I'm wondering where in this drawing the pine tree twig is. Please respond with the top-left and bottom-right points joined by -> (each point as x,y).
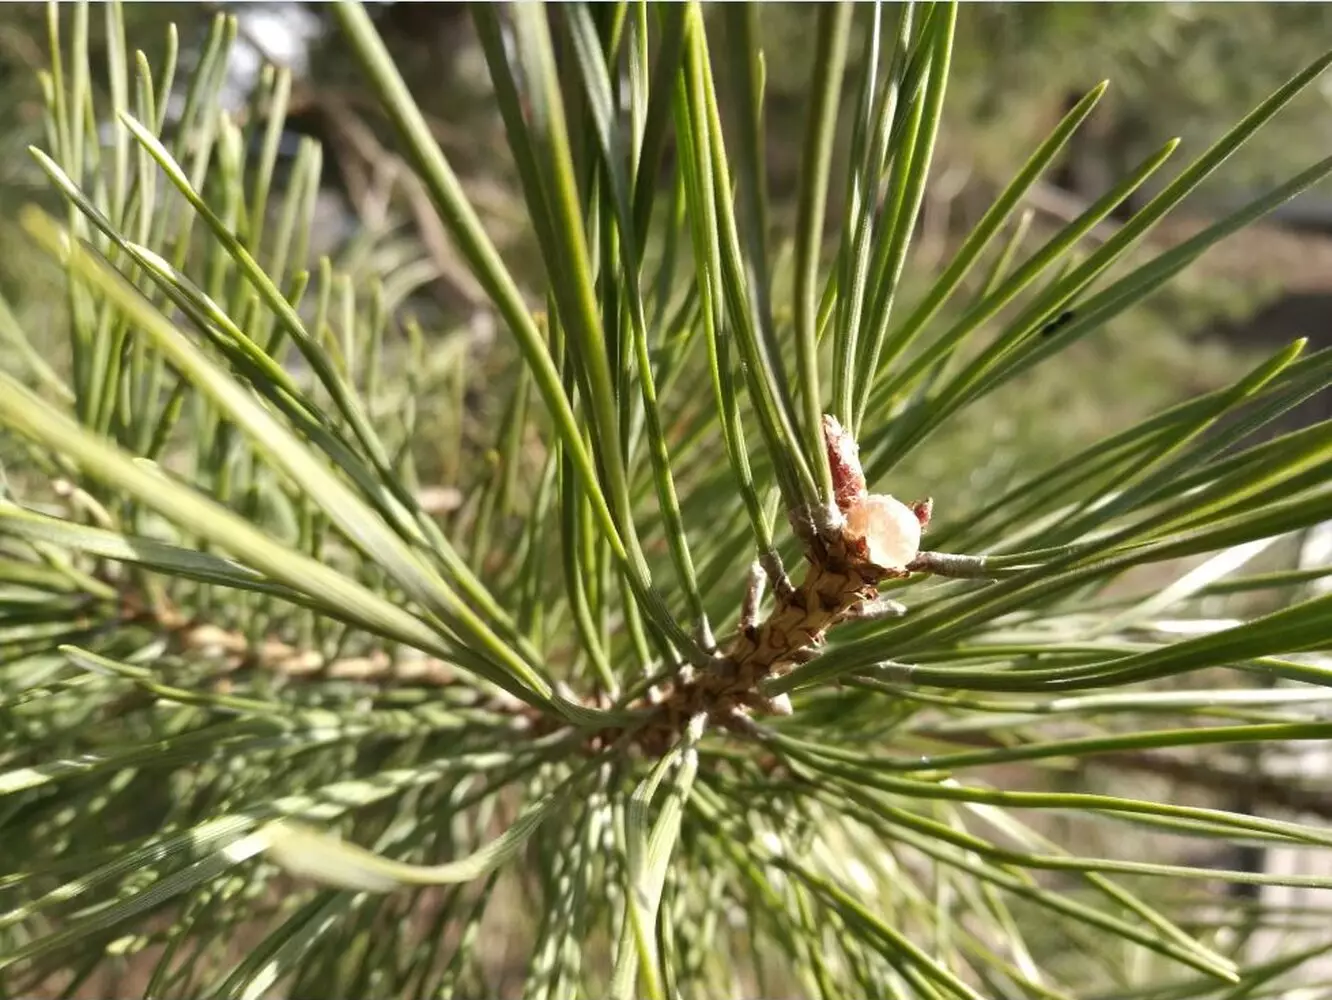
630,416 -> 946,754
116,587 -> 516,699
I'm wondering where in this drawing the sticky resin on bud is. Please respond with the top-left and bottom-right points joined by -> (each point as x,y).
845,493 -> 922,572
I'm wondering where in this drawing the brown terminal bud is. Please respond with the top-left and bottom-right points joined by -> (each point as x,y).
822,414 -> 867,513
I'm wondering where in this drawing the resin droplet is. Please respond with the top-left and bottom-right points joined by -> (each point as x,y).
845,494 -> 922,571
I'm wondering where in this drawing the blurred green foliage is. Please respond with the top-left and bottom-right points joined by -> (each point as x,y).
949,3 -> 1332,186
